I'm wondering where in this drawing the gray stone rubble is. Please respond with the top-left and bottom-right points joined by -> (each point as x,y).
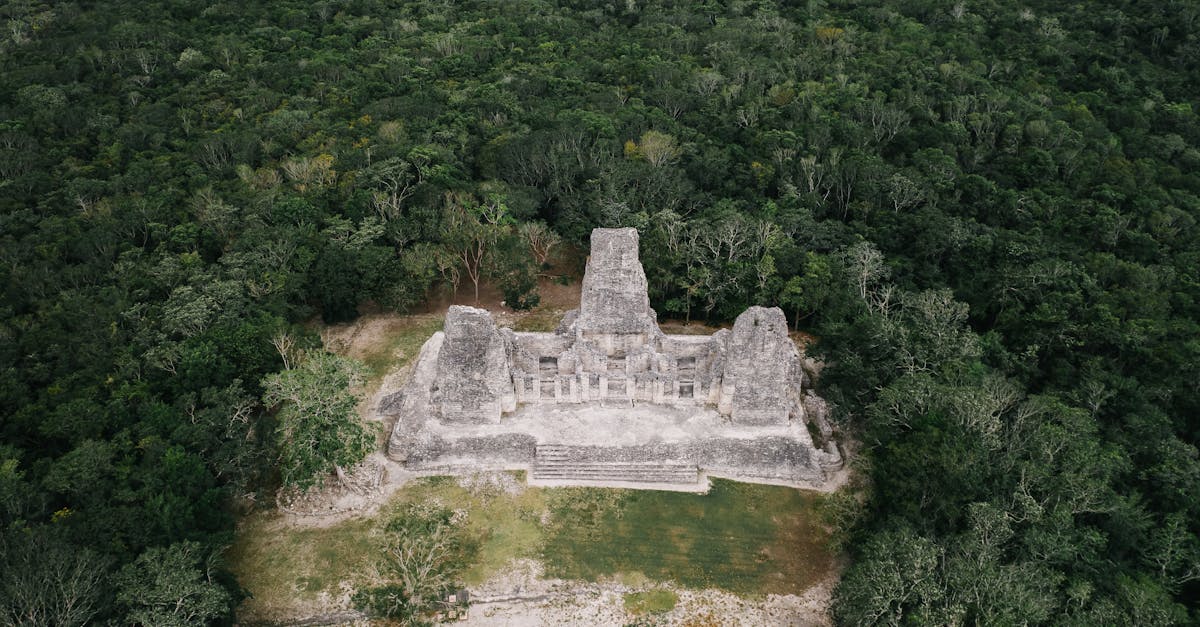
383,227 -> 842,489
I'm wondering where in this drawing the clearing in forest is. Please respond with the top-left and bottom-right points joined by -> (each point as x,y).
227,475 -> 836,623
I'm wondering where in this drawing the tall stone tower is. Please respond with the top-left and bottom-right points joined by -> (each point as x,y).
576,228 -> 659,354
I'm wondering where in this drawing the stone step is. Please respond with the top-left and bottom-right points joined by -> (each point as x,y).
538,464 -> 684,470
533,471 -> 698,483
533,467 -> 696,476
533,465 -> 694,472
534,466 -> 695,474
534,476 -> 695,484
530,454 -> 700,482
531,446 -> 699,483
535,460 -> 691,469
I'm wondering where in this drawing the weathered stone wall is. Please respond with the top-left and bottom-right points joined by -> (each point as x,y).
718,306 -> 803,426
383,227 -> 842,485
433,306 -> 516,424
403,435 -> 825,484
576,228 -> 658,338
384,331 -> 442,460
405,433 -> 538,467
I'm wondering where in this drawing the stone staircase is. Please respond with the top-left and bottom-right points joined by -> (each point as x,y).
532,445 -> 700,484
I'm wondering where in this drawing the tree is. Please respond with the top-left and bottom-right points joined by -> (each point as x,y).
443,191 -> 512,303
261,351 -> 374,492
365,157 -> 418,222
518,221 -> 561,269
1145,513 -> 1200,592
886,172 -> 925,212
0,456 -> 34,528
629,130 -> 681,167
895,288 -> 982,376
780,252 -> 832,328
491,229 -> 541,310
312,216 -> 387,323
942,503 -> 1061,624
839,241 -> 888,303
115,541 -> 231,626
355,503 -> 471,623
0,530 -> 110,627
833,526 -> 947,625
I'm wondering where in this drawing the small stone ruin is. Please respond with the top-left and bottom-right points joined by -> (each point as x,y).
382,228 -> 842,489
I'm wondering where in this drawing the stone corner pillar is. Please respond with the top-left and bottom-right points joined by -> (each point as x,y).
433,305 -> 517,424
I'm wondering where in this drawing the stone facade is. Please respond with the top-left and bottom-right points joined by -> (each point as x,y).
576,228 -> 658,337
721,306 -> 802,425
433,306 -> 516,424
383,227 -> 842,488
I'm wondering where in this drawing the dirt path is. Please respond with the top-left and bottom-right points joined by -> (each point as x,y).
464,558 -> 838,626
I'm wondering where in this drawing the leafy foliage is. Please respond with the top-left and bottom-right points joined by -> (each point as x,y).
115,541 -> 232,627
353,502 -> 473,624
0,529 -> 111,626
261,351 -> 374,492
0,0 -> 1197,622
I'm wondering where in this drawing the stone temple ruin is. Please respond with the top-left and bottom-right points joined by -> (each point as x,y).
382,228 -> 842,490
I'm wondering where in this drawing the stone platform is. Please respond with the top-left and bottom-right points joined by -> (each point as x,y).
381,227 -> 843,491
386,372 -> 841,490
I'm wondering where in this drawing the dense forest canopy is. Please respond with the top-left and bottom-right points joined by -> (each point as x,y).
1,0 -> 1198,623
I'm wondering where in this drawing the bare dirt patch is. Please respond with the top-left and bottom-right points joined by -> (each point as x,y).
415,248 -> 584,316
321,313 -> 442,378
658,318 -> 727,335
466,556 -> 841,626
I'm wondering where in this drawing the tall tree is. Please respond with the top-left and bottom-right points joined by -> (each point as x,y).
261,351 -> 374,492
115,541 -> 232,626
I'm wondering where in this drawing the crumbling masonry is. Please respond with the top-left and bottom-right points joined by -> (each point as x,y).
383,228 -> 842,489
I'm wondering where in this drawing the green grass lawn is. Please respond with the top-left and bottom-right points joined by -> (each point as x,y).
358,316 -> 443,383
226,514 -> 382,622
227,475 -> 545,621
540,479 -> 833,595
228,477 -> 835,621
624,589 -> 680,614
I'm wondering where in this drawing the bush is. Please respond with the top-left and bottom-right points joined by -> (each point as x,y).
500,267 -> 540,311
623,589 -> 679,614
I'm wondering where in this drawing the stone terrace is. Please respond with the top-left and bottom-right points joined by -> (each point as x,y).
381,228 -> 842,490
